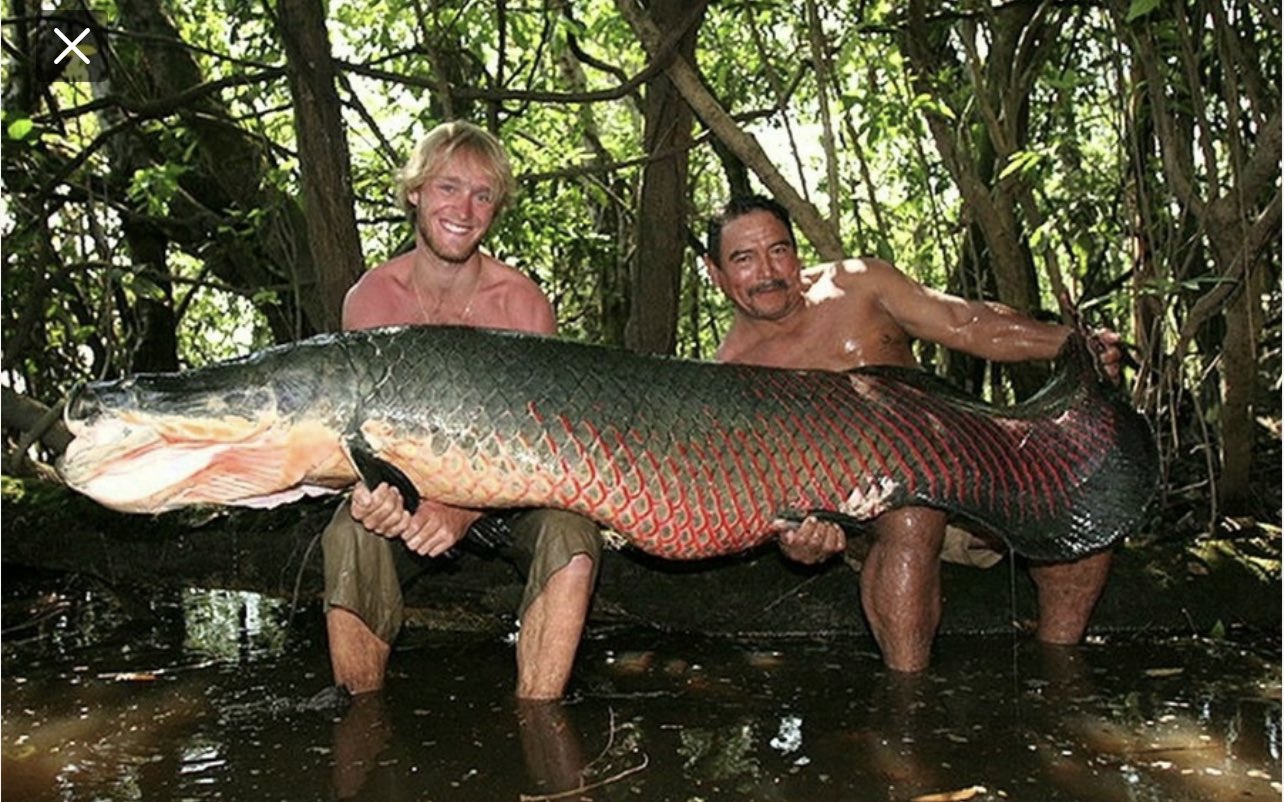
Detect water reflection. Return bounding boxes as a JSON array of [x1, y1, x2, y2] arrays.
[[1027, 641, 1283, 801], [516, 700, 587, 796], [677, 719, 764, 790], [331, 693, 393, 799], [180, 588, 289, 661], [2, 571, 1280, 802]]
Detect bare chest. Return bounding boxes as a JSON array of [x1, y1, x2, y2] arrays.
[[723, 306, 916, 372]]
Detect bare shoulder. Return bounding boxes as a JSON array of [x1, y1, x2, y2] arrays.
[[478, 255, 555, 334], [832, 258, 927, 309], [343, 253, 413, 330], [480, 257, 554, 316], [481, 256, 546, 298], [349, 253, 412, 299], [832, 257, 903, 285], [800, 258, 900, 305], [714, 327, 746, 362]]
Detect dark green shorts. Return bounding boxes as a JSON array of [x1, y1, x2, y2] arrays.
[[322, 503, 601, 644]]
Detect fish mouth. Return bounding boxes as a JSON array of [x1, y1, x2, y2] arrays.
[[60, 416, 217, 513], [59, 422, 200, 512], [58, 408, 284, 513]]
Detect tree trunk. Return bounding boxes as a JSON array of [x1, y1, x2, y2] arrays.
[[1218, 266, 1261, 513], [1, 387, 71, 457], [113, 0, 309, 342], [902, 1, 1056, 399], [614, 0, 844, 261], [1125, 54, 1165, 393], [277, 0, 366, 333], [624, 0, 702, 355], [555, 30, 633, 347], [120, 221, 179, 373]]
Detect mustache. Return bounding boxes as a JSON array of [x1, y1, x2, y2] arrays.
[[749, 279, 789, 296]]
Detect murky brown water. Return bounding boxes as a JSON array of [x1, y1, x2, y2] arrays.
[[2, 568, 1279, 801]]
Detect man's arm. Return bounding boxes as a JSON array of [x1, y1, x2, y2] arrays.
[[857, 259, 1122, 378], [862, 259, 1071, 362]]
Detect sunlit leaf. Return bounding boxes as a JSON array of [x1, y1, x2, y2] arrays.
[[910, 93, 956, 120], [7, 118, 34, 140], [1126, 0, 1161, 22]]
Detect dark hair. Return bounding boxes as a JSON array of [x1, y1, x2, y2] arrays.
[[706, 194, 796, 266]]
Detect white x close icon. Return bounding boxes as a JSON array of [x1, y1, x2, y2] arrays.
[[54, 27, 91, 65]]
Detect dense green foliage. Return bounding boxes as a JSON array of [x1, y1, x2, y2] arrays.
[[2, 0, 1279, 526]]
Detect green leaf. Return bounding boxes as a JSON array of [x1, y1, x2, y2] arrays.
[[7, 118, 34, 140], [130, 274, 167, 301], [127, 164, 188, 216], [1126, 0, 1161, 22], [910, 93, 956, 121], [251, 288, 280, 306], [998, 150, 1043, 180]]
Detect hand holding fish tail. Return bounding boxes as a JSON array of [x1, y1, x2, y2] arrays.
[[1087, 328, 1124, 384], [1058, 291, 1125, 384]]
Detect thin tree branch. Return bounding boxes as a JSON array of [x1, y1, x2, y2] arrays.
[[33, 68, 286, 124], [334, 0, 707, 108], [804, 0, 841, 229], [614, 0, 844, 260]]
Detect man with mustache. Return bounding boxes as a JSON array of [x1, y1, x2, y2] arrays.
[[704, 194, 1121, 672], [324, 121, 600, 700]]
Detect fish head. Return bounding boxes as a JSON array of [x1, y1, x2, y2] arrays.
[[58, 370, 353, 513]]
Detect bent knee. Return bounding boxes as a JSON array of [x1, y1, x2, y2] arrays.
[[556, 552, 596, 580], [874, 508, 947, 550], [529, 511, 602, 559]]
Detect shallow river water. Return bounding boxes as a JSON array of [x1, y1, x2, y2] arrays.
[[2, 569, 1279, 802]]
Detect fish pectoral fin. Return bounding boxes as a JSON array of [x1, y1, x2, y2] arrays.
[[342, 433, 421, 514], [239, 485, 340, 509], [772, 507, 871, 536]]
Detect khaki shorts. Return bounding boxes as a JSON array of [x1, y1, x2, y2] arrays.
[[322, 502, 601, 644], [940, 525, 1004, 568]]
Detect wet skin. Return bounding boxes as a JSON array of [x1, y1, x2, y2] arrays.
[[707, 208, 1121, 672]]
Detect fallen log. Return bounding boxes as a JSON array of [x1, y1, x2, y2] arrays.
[[2, 479, 1278, 638]]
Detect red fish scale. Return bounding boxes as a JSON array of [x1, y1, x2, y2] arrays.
[[348, 326, 1156, 561]]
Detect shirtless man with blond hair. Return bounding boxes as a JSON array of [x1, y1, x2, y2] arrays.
[[705, 194, 1121, 672], [324, 121, 599, 700]]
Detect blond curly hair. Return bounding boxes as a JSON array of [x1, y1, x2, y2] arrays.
[[396, 121, 515, 215]]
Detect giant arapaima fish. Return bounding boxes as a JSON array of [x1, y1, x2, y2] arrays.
[[57, 325, 1158, 561]]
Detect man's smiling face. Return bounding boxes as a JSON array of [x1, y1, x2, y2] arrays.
[[409, 149, 500, 265]]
